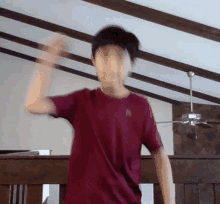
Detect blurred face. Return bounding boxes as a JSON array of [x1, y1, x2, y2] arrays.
[[91, 45, 132, 90]]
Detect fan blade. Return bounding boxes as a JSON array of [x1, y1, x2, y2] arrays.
[[206, 121, 220, 125], [196, 122, 213, 129], [156, 121, 184, 124], [161, 124, 173, 128]]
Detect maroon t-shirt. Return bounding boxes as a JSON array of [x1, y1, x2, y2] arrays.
[[48, 87, 164, 204]]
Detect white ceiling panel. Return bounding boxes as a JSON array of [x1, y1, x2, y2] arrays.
[[0, 16, 91, 60], [126, 0, 220, 30], [125, 77, 219, 106], [132, 24, 220, 75], [135, 58, 220, 100]]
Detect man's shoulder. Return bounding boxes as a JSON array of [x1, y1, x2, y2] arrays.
[[131, 91, 148, 101]]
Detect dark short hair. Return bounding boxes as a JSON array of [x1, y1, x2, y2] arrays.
[[92, 25, 140, 65]]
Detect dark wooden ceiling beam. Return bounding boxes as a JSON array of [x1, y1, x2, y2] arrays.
[[0, 46, 180, 105], [82, 0, 220, 43], [1, 7, 220, 85], [1, 31, 220, 105]]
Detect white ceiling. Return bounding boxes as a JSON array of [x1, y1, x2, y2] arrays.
[[1, 0, 220, 106]]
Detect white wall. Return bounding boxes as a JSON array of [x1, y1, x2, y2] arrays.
[[0, 52, 174, 203]]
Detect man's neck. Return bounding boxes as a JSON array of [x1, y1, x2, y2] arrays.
[[101, 86, 130, 98]]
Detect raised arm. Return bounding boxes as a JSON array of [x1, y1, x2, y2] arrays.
[[25, 33, 67, 114]]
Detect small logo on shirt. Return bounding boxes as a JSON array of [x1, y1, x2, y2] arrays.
[[126, 109, 131, 117]]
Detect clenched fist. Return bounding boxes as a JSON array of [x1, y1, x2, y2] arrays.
[[41, 32, 69, 62]]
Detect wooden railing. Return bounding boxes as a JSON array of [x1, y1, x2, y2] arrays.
[[0, 151, 41, 204], [1, 155, 220, 204]]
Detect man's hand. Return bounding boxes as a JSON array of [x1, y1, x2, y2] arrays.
[[41, 32, 69, 62]]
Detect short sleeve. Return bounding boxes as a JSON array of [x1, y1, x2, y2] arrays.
[[47, 89, 83, 120], [142, 99, 164, 152]]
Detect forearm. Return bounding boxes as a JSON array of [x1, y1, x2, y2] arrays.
[[154, 155, 175, 204], [26, 55, 56, 107]]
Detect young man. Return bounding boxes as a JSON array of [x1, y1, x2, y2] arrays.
[[26, 25, 174, 204]]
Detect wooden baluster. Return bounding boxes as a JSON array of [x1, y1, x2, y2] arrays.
[[0, 184, 10, 203], [59, 184, 67, 204], [154, 183, 164, 204], [16, 184, 21, 204], [175, 184, 184, 204], [184, 184, 199, 204], [215, 183, 220, 204], [9, 185, 13, 204], [12, 184, 17, 204], [9, 184, 25, 204], [21, 185, 26, 204], [198, 183, 214, 204], [18, 185, 25, 204], [24, 184, 43, 204]]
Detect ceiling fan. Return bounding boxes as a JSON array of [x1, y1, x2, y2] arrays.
[[156, 71, 220, 134]]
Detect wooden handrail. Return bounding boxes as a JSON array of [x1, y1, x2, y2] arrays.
[[0, 155, 220, 203]]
